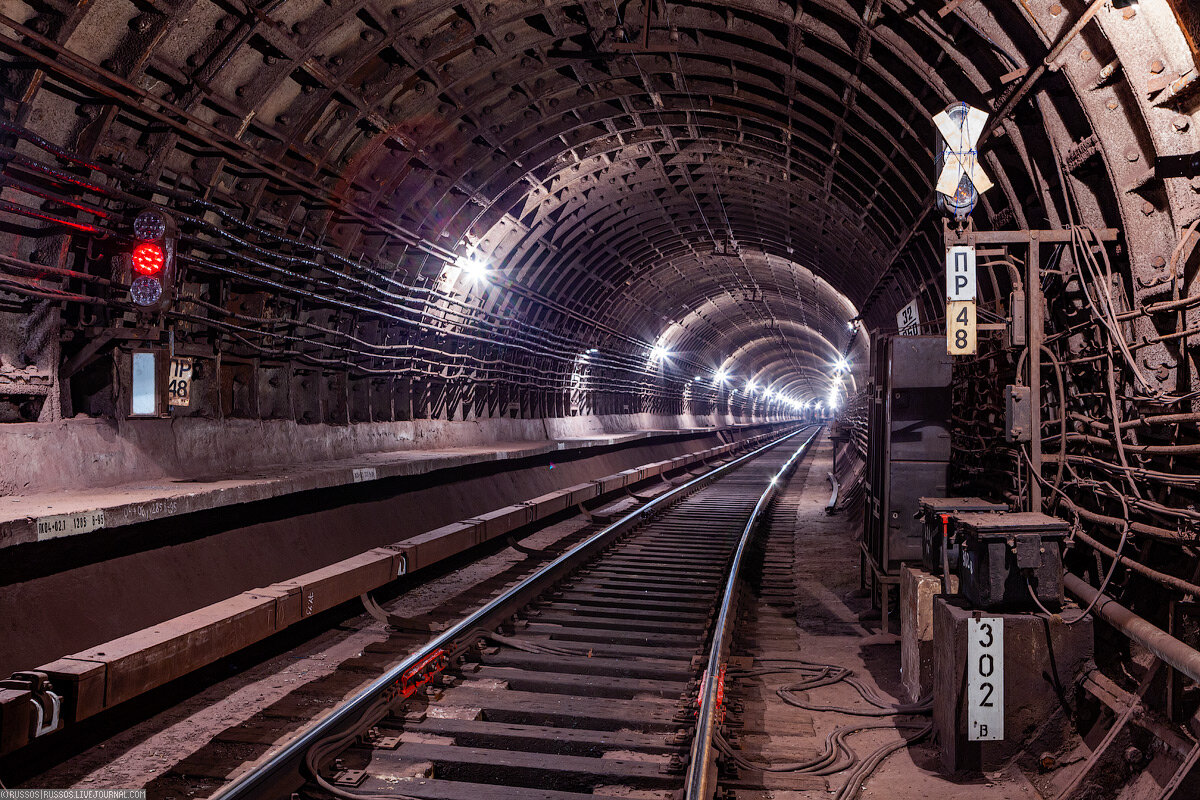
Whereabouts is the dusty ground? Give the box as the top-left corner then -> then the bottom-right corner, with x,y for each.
733,435 -> 1042,800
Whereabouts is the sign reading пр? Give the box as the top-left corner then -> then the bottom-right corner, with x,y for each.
946,245 -> 977,301
946,244 -> 977,355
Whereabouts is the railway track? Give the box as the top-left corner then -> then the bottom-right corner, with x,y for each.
212,424 -> 823,800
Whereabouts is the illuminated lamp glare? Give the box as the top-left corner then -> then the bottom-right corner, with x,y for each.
455,254 -> 489,280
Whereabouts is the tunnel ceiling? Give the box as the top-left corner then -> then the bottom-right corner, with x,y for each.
1,0 -> 1198,419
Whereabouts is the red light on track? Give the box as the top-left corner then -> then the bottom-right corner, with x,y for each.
131,242 -> 165,276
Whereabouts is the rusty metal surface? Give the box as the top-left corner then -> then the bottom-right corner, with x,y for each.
0,1 -> 1193,409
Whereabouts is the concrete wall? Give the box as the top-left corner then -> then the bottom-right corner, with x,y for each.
0,411 -> 768,496
0,428 -> 765,677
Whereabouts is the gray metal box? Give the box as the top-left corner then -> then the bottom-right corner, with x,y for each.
886,462 -> 948,564
888,338 -> 953,462
1005,385 -> 1032,442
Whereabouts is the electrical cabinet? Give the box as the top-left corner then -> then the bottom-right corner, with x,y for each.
863,335 -> 953,574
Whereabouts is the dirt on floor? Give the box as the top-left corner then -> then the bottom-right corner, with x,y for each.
733,435 -> 1042,800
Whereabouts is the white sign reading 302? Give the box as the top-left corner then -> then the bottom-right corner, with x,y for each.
967,616 -> 1004,741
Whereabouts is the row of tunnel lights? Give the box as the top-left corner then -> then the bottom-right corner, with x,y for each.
457,254 -> 851,412
670,348 -> 847,412
609,346 -> 849,413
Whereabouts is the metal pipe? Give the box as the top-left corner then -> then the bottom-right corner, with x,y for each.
1064,573 -> 1200,684
826,471 -> 840,513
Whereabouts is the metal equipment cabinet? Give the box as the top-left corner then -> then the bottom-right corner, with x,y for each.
861,335 -> 952,628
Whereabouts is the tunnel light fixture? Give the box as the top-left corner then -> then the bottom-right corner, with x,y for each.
745,380 -> 757,393
833,357 -> 850,374
714,367 -> 730,383
455,253 -> 489,281
650,345 -> 671,362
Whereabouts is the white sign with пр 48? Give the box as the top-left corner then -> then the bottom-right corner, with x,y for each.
946,245 -> 977,301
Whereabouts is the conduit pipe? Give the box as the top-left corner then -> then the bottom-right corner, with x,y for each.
1065,573 -> 1200,684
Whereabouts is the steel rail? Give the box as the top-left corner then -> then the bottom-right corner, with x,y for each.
213,422 -> 817,800
685,425 -> 824,800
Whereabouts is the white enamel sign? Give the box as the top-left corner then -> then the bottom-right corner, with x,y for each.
967,616 -> 1004,741
897,299 -> 921,336
946,245 -> 977,301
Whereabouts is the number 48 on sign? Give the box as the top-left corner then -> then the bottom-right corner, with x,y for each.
946,244 -> 977,356
947,300 -> 977,355
169,356 -> 193,407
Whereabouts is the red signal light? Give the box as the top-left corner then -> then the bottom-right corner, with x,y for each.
131,242 -> 165,276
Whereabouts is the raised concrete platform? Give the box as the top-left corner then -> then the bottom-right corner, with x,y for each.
0,423 -> 793,682
0,418 -> 772,550
0,426 -> 795,755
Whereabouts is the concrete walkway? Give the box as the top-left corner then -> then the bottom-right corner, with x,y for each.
733,435 -> 1042,800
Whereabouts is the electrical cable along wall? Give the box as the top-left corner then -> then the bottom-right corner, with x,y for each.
0,115 -> 793,425
948,223 -> 1200,714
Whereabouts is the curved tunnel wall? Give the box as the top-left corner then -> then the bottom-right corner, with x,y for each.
0,1 -> 1197,470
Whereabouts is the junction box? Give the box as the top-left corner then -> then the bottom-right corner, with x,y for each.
956,512 -> 1069,610
917,496 -> 1007,575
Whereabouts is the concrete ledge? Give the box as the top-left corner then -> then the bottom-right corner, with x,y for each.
900,565 -> 958,703
0,412 -> 764,496
3,426 -> 791,751
0,419 -> 782,550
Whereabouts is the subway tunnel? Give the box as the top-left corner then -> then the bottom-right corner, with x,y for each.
1,0 -> 1200,797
